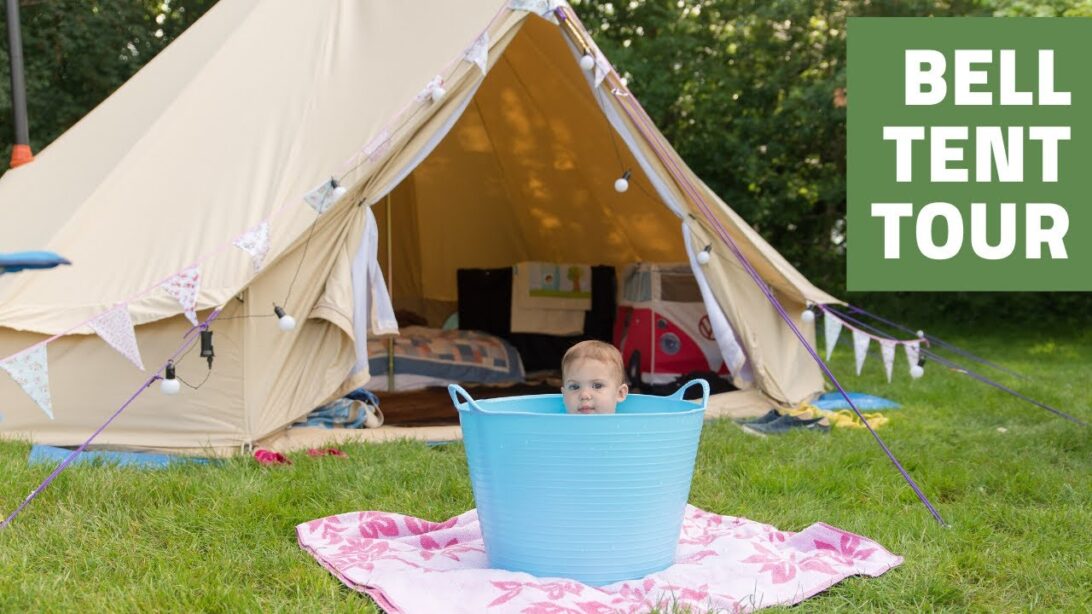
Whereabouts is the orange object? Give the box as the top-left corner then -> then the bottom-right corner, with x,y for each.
9,144 -> 34,168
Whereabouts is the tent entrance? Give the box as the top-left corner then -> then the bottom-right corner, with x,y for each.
373,16 -> 687,327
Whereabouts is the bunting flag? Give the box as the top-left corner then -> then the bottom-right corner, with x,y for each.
162,266 -> 201,326
852,329 -> 871,376
89,304 -> 145,371
880,339 -> 897,383
304,177 -> 346,215
593,51 -> 613,88
233,221 -> 271,272
509,0 -> 564,23
0,345 -> 54,419
824,312 -> 843,361
415,75 -> 445,103
465,32 -> 489,75
905,340 -> 921,373
362,128 -> 391,162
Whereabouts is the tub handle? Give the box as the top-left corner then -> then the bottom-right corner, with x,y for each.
671,379 -> 710,407
448,384 -> 492,413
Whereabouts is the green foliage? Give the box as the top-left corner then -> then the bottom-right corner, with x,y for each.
1,0 -> 1089,321
0,0 -> 216,155
567,1 -> 984,292
1,325 -> 1089,611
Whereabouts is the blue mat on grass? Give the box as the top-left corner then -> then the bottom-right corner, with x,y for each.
28,444 -> 213,469
813,392 -> 900,411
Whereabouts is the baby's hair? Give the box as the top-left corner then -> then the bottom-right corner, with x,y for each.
561,340 -> 625,384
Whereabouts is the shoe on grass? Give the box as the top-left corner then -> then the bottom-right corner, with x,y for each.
740,414 -> 830,437
735,409 -> 782,425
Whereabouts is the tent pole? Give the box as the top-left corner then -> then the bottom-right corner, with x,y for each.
5,0 -> 34,168
386,193 -> 395,393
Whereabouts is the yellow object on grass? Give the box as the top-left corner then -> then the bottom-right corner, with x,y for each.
786,404 -> 890,430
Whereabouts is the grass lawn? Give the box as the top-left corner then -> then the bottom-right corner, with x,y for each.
1,323 -> 1090,612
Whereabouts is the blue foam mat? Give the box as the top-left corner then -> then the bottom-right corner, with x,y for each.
813,392 -> 900,411
28,444 -> 213,468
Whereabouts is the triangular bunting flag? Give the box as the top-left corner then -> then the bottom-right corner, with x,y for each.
593,51 -> 612,88
233,221 -> 271,272
304,177 -> 347,215
905,340 -> 921,373
465,32 -> 489,75
852,328 -> 871,376
508,0 -> 564,23
162,266 -> 201,326
0,345 -> 54,419
89,304 -> 145,371
824,312 -> 843,361
880,339 -> 897,383
362,129 -> 391,161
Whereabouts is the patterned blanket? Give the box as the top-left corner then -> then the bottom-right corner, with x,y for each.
368,327 -> 525,385
298,505 -> 902,613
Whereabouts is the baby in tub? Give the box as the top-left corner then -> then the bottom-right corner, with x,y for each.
561,340 -> 629,414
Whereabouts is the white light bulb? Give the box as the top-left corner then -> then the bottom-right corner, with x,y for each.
614,177 -> 629,192
278,314 -> 297,332
430,86 -> 446,103
801,309 -> 815,323
910,365 -> 925,379
331,184 -> 348,202
696,250 -> 711,265
579,54 -> 595,71
160,377 -> 181,395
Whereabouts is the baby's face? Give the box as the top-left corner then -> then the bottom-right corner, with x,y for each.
562,358 -> 628,414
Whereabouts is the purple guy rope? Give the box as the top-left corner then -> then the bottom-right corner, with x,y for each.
1,308 -> 223,531
845,303 -> 1028,381
586,49 -> 947,524
923,352 -> 1086,426
825,306 -> 1086,426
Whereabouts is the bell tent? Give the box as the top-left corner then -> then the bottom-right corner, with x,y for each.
0,0 -> 839,454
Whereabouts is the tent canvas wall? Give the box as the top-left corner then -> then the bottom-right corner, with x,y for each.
0,0 -> 838,454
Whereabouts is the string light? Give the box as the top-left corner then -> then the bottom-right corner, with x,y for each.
160,361 -> 180,395
330,178 -> 348,202
614,169 -> 631,193
697,245 -> 712,265
801,302 -> 816,323
274,304 -> 296,332
579,53 -> 595,71
911,354 -> 926,379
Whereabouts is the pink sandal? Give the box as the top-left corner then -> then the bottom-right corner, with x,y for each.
254,448 -> 292,465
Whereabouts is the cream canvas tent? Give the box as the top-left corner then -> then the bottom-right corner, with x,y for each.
0,0 -> 839,454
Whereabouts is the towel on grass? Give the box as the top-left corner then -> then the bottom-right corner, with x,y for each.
298,505 -> 902,613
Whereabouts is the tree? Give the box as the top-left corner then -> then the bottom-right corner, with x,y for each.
568,0 -> 996,292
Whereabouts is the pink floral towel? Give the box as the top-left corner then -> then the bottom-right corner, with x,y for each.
296,505 -> 902,613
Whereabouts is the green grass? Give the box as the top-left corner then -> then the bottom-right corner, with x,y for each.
2,324 -> 1090,612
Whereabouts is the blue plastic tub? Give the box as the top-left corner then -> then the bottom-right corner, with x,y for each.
448,380 -> 708,586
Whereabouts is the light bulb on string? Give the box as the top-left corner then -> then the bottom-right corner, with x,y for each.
579,53 -> 595,71
614,170 -> 631,193
274,304 -> 296,332
430,85 -> 446,103
910,355 -> 926,379
696,245 -> 712,265
801,303 -> 816,323
160,361 -> 181,395
330,178 -> 347,202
